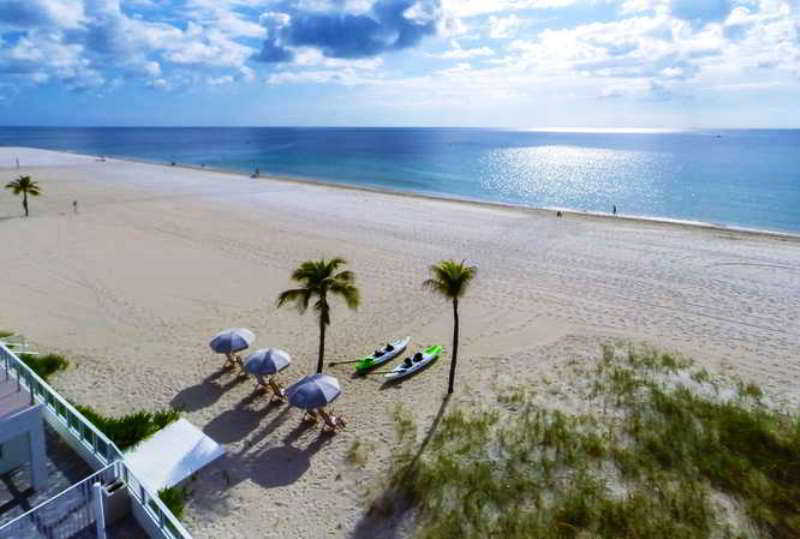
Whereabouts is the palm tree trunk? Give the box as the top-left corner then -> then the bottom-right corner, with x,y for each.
317,317 -> 326,373
22,191 -> 28,217
448,298 -> 459,394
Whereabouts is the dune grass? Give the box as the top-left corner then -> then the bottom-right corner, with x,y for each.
377,345 -> 799,538
75,405 -> 180,450
19,352 -> 69,381
346,438 -> 370,467
0,330 -> 13,339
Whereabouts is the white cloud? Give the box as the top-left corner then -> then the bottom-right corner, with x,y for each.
291,47 -> 385,69
267,68 -> 378,85
208,74 -> 234,85
436,41 -> 495,58
0,0 -> 85,30
442,0 -> 578,18
161,24 -> 254,68
488,14 -> 524,38
147,77 -> 169,89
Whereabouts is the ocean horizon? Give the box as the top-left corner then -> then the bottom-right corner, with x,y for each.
1,126 -> 798,234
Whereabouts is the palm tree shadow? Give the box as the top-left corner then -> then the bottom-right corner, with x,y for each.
351,394 -> 451,539
170,366 -> 248,412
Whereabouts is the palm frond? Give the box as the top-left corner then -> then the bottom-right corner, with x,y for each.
422,277 -> 449,296
423,259 -> 477,300
329,281 -> 360,309
5,176 -> 41,196
327,256 -> 347,270
278,257 -> 360,315
333,270 -> 355,283
276,288 -> 312,313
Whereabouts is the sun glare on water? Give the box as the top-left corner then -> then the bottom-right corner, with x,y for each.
479,144 -> 667,209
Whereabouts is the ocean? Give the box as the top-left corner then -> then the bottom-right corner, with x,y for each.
1,127 -> 798,233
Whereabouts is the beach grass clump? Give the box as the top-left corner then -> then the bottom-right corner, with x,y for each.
19,352 -> 69,381
379,345 -> 799,538
158,485 -> 187,520
346,438 -> 370,467
75,405 -> 180,450
0,330 -> 14,339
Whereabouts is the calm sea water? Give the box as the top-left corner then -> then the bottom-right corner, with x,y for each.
1,127 -> 798,233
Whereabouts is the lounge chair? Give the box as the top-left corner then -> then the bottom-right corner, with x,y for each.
223,352 -> 245,370
256,375 -> 286,401
319,409 -> 346,433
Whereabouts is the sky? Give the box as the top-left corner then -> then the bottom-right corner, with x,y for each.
0,0 -> 798,128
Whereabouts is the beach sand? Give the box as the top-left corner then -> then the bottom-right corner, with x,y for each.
1,147 -> 798,537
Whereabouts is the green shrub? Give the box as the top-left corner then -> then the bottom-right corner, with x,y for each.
19,353 -> 69,381
158,486 -> 187,520
75,405 -> 179,450
0,330 -> 14,339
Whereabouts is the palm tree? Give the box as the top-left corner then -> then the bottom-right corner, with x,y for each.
5,176 -> 41,217
423,259 -> 477,394
277,257 -> 360,373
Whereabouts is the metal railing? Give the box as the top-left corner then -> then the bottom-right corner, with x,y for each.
0,464 -> 116,539
115,460 -> 190,539
0,343 -> 192,539
0,343 -> 124,466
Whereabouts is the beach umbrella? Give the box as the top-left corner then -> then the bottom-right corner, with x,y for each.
286,373 -> 341,410
244,348 -> 291,376
209,328 -> 255,354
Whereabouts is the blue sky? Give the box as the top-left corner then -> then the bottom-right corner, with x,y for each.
0,0 -> 798,127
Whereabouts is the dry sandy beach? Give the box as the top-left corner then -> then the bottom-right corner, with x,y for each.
1,147 -> 799,537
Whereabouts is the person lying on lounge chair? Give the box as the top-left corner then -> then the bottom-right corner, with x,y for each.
319,408 -> 346,432
223,352 -> 244,370
255,374 -> 285,401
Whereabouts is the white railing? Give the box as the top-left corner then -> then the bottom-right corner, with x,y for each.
0,464 -> 116,538
0,343 -> 124,466
0,343 -> 192,539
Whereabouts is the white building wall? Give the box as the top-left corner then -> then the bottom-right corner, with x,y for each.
0,404 -> 46,490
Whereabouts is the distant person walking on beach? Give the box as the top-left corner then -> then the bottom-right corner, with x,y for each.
612,204 -> 617,216
15,157 -> 19,169
73,200 -> 78,214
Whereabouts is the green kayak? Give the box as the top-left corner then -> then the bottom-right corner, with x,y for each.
355,336 -> 410,374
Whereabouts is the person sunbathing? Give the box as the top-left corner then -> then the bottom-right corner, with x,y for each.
256,374 -> 285,401
319,409 -> 346,432
223,352 -> 243,369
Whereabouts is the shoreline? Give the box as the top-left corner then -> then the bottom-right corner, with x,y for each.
1,145 -> 798,538
5,145 -> 799,243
